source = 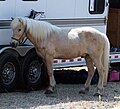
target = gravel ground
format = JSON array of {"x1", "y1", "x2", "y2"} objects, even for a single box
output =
[{"x1": 0, "y1": 82, "x2": 120, "y2": 109}]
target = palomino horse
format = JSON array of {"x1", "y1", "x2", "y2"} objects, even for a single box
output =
[{"x1": 11, "y1": 17, "x2": 110, "y2": 96}]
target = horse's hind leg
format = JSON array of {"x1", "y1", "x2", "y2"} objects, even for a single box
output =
[
  {"x1": 92, "y1": 55, "x2": 104, "y2": 96},
  {"x1": 79, "y1": 55, "x2": 94, "y2": 94}
]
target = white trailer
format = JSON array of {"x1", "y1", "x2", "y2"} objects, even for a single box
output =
[{"x1": 0, "y1": 0, "x2": 118, "y2": 92}]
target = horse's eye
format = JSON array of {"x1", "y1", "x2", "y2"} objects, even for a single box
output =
[{"x1": 18, "y1": 29, "x2": 21, "y2": 32}]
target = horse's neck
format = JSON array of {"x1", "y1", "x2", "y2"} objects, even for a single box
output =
[
  {"x1": 26, "y1": 19, "x2": 32, "y2": 32},
  {"x1": 26, "y1": 19, "x2": 70, "y2": 44},
  {"x1": 26, "y1": 33, "x2": 37, "y2": 46},
  {"x1": 59, "y1": 28, "x2": 70, "y2": 37}
]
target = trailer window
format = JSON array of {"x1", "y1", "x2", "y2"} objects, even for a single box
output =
[
  {"x1": 23, "y1": 0, "x2": 38, "y2": 1},
  {"x1": 0, "y1": 0, "x2": 5, "y2": 1},
  {"x1": 89, "y1": 0, "x2": 105, "y2": 14}
]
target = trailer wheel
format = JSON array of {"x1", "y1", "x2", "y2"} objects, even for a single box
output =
[
  {"x1": 0, "y1": 53, "x2": 20, "y2": 92},
  {"x1": 21, "y1": 51, "x2": 48, "y2": 91}
]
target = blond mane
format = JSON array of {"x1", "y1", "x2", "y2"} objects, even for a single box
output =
[{"x1": 11, "y1": 17, "x2": 61, "y2": 41}]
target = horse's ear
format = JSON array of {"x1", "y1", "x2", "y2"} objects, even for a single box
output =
[
  {"x1": 18, "y1": 18, "x2": 23, "y2": 24},
  {"x1": 11, "y1": 17, "x2": 14, "y2": 20}
]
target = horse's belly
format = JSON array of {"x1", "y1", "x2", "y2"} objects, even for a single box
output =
[{"x1": 55, "y1": 46, "x2": 80, "y2": 59}]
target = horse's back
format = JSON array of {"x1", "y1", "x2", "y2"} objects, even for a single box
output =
[
  {"x1": 69, "y1": 27, "x2": 104, "y2": 42},
  {"x1": 70, "y1": 27, "x2": 104, "y2": 36}
]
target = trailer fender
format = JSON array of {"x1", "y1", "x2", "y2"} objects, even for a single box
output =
[{"x1": 0, "y1": 46, "x2": 34, "y2": 57}]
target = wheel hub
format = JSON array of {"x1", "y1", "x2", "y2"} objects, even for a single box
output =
[
  {"x1": 28, "y1": 60, "x2": 42, "y2": 84},
  {"x1": 2, "y1": 62, "x2": 16, "y2": 85}
]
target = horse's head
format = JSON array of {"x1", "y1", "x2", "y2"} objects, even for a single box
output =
[{"x1": 11, "y1": 17, "x2": 27, "y2": 48}]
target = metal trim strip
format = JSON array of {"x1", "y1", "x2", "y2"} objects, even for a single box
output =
[
  {"x1": 0, "y1": 20, "x2": 11, "y2": 29},
  {"x1": 0, "y1": 18, "x2": 106, "y2": 29},
  {"x1": 43, "y1": 18, "x2": 106, "y2": 27}
]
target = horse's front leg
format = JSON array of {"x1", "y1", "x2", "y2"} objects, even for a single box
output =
[{"x1": 44, "y1": 55, "x2": 56, "y2": 95}]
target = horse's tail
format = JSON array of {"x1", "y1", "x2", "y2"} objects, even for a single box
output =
[{"x1": 102, "y1": 35, "x2": 110, "y2": 84}]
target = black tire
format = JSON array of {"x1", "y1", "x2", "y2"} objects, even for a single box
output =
[
  {"x1": 0, "y1": 53, "x2": 20, "y2": 92},
  {"x1": 21, "y1": 51, "x2": 48, "y2": 91}
]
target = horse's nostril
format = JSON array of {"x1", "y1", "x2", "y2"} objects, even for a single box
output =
[{"x1": 10, "y1": 42, "x2": 16, "y2": 48}]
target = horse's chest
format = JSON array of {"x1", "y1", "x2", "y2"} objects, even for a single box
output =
[{"x1": 35, "y1": 48, "x2": 45, "y2": 58}]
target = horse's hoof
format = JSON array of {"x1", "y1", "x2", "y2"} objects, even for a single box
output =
[
  {"x1": 93, "y1": 92, "x2": 102, "y2": 96},
  {"x1": 79, "y1": 90, "x2": 85, "y2": 94},
  {"x1": 45, "y1": 89, "x2": 57, "y2": 97},
  {"x1": 79, "y1": 87, "x2": 89, "y2": 94},
  {"x1": 94, "y1": 87, "x2": 103, "y2": 96},
  {"x1": 45, "y1": 93, "x2": 57, "y2": 97},
  {"x1": 45, "y1": 89, "x2": 53, "y2": 94}
]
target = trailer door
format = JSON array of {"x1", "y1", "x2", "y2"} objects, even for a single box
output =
[{"x1": 0, "y1": 0, "x2": 15, "y2": 20}]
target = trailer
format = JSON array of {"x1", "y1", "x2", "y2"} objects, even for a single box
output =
[{"x1": 0, "y1": 0, "x2": 119, "y2": 92}]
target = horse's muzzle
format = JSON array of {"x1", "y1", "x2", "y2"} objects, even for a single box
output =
[{"x1": 10, "y1": 42, "x2": 17, "y2": 48}]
